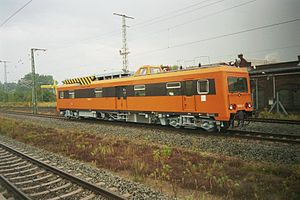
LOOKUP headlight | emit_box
[229,104,236,110]
[245,102,252,108]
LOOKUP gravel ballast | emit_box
[1,113,299,165]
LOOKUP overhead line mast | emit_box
[31,48,46,114]
[0,60,9,102]
[0,60,9,84]
[113,13,134,73]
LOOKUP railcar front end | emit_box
[224,73,253,129]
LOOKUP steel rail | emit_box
[0,175,31,200]
[0,110,60,119]
[226,130,300,144]
[0,142,126,200]
[248,117,300,125]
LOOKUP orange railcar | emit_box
[56,65,252,131]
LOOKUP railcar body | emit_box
[56,65,252,131]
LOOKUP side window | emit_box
[166,82,181,96]
[150,68,161,74]
[95,88,103,98]
[134,85,145,96]
[197,80,209,94]
[140,68,147,76]
[59,91,64,99]
[69,90,75,98]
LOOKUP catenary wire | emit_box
[169,0,257,30]
[46,18,300,74]
[130,0,214,27]
[53,0,255,60]
[0,0,33,28]
[128,0,256,42]
[130,0,225,29]
[131,18,300,57]
[132,0,226,29]
[49,0,225,51]
[207,44,300,63]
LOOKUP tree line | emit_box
[0,73,56,103]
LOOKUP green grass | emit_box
[258,110,300,120]
[0,101,56,107]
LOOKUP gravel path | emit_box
[1,113,299,165]
[0,135,171,200]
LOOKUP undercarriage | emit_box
[60,110,220,131]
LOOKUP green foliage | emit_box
[258,108,300,120]
[153,145,172,162]
[90,145,114,159]
[0,73,56,103]
[151,145,173,181]
[259,110,300,120]
[132,160,149,182]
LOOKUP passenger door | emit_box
[116,86,127,110]
[183,80,196,111]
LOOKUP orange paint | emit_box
[56,66,253,122]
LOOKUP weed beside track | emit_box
[0,116,299,199]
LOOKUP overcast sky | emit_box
[0,0,300,83]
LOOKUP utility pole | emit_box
[113,13,134,73]
[0,60,9,102]
[31,48,46,114]
[0,60,8,84]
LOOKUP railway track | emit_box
[1,110,300,144]
[2,108,300,124]
[0,110,61,120]
[225,130,300,144]
[0,142,126,200]
[247,117,300,125]
[2,108,300,125]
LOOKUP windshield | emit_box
[228,77,248,93]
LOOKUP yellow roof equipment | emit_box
[63,76,96,85]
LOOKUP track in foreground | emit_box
[0,142,126,200]
[247,117,300,125]
[1,110,300,144]
[225,130,300,144]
